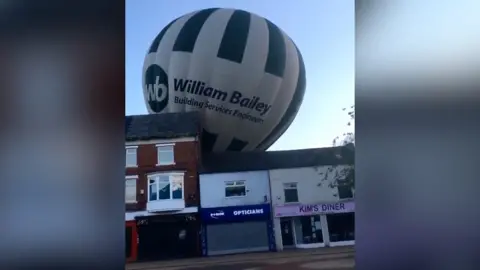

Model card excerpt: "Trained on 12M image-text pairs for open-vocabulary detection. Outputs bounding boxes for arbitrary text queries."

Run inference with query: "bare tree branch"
[318,105,355,190]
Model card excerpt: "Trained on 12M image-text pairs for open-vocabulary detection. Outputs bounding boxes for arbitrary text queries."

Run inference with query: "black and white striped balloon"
[143,8,306,152]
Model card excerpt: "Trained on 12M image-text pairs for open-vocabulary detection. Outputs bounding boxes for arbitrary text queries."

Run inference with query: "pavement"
[127,246,355,270]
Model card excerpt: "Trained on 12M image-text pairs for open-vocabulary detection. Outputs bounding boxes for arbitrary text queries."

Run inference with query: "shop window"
[225,180,246,197]
[156,144,175,165]
[337,183,353,199]
[293,215,323,244]
[125,146,137,167]
[327,212,355,242]
[125,176,137,203]
[283,182,299,203]
[148,173,184,201]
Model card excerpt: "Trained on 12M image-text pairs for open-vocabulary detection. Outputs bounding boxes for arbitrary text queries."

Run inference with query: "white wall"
[199,171,271,208]
[269,165,353,250]
[269,165,352,206]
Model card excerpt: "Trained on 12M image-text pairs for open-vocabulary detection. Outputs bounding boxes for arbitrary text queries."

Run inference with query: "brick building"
[124,112,202,262]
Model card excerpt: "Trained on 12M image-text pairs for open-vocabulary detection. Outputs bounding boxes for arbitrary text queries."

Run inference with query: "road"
[127,247,354,270]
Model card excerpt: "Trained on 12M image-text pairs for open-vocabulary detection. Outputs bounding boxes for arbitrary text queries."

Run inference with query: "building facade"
[125,112,202,262]
[269,148,355,250]
[198,170,276,256]
[200,146,354,253]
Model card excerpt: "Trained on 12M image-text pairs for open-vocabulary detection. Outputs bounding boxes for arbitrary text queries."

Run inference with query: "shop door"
[280,218,294,246]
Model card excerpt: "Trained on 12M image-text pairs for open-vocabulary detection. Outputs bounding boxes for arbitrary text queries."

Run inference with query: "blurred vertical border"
[356,1,480,270]
[0,1,125,269]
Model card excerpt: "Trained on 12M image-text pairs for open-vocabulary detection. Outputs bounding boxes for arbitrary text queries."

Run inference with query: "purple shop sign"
[274,201,355,217]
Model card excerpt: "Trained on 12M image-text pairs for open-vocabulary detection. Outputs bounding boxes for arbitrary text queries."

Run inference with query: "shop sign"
[200,204,271,223]
[274,201,355,217]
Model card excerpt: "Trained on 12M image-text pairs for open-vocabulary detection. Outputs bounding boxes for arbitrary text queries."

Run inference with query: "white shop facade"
[272,201,355,250]
[268,162,355,251]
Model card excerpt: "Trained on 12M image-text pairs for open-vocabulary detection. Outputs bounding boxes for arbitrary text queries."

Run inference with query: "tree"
[317,105,355,195]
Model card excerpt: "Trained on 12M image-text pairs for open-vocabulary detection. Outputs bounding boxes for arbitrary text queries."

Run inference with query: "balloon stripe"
[225,138,248,151]
[257,42,306,150]
[264,19,287,78]
[173,8,219,53]
[217,9,251,63]
[148,18,179,53]
[143,8,306,152]
[201,129,219,153]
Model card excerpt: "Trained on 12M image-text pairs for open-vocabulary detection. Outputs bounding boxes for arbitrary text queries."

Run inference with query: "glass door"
[280,218,294,246]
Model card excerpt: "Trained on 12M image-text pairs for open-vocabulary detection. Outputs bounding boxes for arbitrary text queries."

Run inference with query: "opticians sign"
[200,204,271,224]
[273,201,355,217]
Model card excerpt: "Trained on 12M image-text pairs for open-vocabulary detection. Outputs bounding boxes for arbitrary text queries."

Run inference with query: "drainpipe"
[266,169,279,251]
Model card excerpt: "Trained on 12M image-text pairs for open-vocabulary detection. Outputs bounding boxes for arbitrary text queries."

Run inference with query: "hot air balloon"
[143,8,306,152]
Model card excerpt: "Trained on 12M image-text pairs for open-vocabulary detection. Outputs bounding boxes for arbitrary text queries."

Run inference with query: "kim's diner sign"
[274,201,355,217]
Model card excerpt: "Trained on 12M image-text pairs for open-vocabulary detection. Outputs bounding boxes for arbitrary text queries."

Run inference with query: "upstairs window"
[125,177,137,203]
[283,182,299,203]
[156,144,175,165]
[225,180,246,197]
[125,147,137,167]
[337,182,354,199]
[148,173,184,201]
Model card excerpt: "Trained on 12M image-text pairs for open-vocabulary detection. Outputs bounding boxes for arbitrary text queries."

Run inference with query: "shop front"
[200,204,276,256]
[273,201,355,250]
[135,211,201,261]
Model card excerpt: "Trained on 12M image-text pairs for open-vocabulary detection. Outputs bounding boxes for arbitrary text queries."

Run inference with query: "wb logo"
[144,64,169,113]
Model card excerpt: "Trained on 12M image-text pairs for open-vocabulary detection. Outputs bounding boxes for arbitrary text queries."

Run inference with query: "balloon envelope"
[143,8,306,152]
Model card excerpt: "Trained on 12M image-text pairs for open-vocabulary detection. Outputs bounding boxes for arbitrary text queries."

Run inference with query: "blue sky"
[126,0,354,150]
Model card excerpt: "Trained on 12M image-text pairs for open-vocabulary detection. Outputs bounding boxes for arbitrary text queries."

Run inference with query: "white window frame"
[156,143,175,166]
[125,175,137,203]
[125,146,138,168]
[283,182,299,203]
[147,172,184,202]
[224,180,247,198]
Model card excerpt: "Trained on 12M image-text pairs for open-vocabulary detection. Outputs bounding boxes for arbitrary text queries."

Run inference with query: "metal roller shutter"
[207,221,269,255]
